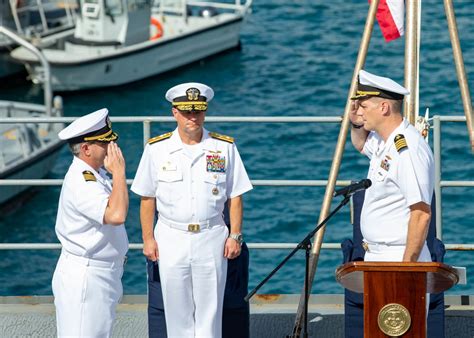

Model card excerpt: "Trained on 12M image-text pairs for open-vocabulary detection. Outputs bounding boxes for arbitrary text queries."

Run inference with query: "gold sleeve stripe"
[209,132,234,143]
[394,134,408,152]
[148,132,172,144]
[82,170,97,182]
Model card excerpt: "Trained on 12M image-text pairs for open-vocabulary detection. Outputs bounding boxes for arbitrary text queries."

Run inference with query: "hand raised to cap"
[349,100,364,126]
[104,141,126,175]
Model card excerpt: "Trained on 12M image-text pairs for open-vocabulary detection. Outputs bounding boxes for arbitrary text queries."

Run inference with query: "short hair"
[69,142,82,156]
[391,99,402,113]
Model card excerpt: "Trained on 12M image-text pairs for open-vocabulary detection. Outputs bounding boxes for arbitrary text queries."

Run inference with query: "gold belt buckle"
[188,224,200,232]
[362,242,370,252]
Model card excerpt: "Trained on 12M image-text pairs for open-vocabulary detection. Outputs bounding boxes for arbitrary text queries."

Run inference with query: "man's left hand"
[224,237,241,259]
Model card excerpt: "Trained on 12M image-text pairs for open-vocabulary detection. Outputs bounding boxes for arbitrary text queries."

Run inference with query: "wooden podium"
[336,262,459,337]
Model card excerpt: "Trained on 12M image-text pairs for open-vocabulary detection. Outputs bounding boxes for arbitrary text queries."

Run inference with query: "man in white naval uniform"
[53,108,129,337]
[131,82,253,338]
[349,70,434,263]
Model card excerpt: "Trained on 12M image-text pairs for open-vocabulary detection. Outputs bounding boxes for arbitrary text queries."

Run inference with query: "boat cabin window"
[104,0,124,16]
[82,0,101,18]
[127,0,150,11]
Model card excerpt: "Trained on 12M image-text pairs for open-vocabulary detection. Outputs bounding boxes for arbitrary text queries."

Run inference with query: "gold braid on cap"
[84,129,115,141]
[172,101,207,106]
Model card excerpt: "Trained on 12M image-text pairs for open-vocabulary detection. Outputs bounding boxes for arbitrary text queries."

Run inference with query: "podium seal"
[377,303,411,336]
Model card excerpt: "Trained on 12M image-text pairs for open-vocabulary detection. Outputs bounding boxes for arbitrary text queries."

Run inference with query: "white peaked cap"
[58,108,118,143]
[352,70,409,100]
[165,82,214,103]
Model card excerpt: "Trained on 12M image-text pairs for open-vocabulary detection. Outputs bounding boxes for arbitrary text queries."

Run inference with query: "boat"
[0,0,76,78]
[9,0,252,91]
[0,26,65,205]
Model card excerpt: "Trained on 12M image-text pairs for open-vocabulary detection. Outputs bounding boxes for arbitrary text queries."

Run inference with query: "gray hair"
[68,143,82,156]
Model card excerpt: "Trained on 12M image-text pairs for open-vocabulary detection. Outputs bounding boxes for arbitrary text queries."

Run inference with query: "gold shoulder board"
[148,132,172,145]
[209,132,234,144]
[394,134,408,152]
[82,170,96,182]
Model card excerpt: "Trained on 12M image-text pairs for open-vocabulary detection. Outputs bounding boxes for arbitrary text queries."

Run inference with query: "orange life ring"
[150,18,163,40]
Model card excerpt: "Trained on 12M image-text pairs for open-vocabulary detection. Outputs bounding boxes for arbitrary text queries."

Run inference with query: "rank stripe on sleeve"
[82,170,96,182]
[394,134,408,152]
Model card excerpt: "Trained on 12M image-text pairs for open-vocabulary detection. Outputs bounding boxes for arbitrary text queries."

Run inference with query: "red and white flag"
[370,0,405,42]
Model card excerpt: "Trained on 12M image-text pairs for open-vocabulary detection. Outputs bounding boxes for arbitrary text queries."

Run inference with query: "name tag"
[161,161,177,171]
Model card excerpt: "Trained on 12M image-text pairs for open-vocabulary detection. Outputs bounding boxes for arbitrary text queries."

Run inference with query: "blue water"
[1,0,473,297]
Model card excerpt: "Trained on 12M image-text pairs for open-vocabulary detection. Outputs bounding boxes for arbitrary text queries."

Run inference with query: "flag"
[370,0,405,42]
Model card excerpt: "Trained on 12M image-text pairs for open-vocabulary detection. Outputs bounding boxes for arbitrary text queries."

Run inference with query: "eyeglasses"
[175,104,208,112]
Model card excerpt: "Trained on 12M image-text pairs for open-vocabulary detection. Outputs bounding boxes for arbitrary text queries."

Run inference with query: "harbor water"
[1,0,473,297]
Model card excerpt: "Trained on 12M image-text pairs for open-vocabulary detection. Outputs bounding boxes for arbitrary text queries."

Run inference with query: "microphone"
[334,179,372,197]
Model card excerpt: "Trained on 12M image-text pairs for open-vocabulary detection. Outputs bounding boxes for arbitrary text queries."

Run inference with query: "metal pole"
[0,27,52,116]
[403,0,421,124]
[291,0,380,334]
[433,116,443,239]
[443,0,474,152]
[36,0,49,32]
[143,120,151,147]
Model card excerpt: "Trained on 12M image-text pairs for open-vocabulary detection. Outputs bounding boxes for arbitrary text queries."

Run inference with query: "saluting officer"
[349,70,434,263]
[131,82,253,338]
[53,108,129,337]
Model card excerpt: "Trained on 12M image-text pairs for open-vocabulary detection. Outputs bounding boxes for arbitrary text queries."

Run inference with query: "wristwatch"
[229,233,243,245]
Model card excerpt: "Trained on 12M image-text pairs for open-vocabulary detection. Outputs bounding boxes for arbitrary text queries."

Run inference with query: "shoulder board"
[209,132,234,144]
[82,170,96,182]
[394,134,408,153]
[148,132,172,145]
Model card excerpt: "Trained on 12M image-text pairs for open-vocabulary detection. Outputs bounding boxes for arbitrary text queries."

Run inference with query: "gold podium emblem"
[377,303,411,336]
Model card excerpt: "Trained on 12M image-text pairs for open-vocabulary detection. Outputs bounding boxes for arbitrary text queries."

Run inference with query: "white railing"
[0,115,472,251]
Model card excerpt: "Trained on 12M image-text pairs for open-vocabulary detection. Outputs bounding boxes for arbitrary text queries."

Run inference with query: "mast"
[443,0,474,151]
[290,0,380,335]
[403,0,421,124]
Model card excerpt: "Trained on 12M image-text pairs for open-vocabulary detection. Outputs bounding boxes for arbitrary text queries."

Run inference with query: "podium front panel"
[364,271,427,337]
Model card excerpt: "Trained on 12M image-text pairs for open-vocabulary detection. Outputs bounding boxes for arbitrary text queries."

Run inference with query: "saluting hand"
[224,237,241,260]
[349,100,364,126]
[104,142,126,175]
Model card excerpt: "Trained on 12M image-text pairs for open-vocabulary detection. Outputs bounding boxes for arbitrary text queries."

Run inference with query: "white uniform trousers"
[52,251,124,338]
[364,242,431,325]
[156,220,228,338]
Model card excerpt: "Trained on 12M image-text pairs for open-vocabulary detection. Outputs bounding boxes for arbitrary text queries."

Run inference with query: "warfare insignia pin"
[82,170,96,182]
[394,134,408,153]
[206,154,226,173]
[186,88,200,101]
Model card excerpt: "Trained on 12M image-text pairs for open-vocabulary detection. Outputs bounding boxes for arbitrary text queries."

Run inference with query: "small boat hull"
[0,46,24,78]
[0,139,64,205]
[20,18,243,91]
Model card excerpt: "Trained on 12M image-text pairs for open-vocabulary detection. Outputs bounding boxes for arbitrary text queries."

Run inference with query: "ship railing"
[0,114,472,252]
[10,0,76,36]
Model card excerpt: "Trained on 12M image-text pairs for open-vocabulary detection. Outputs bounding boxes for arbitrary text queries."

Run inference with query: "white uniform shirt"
[55,156,129,260]
[131,128,253,222]
[361,119,434,244]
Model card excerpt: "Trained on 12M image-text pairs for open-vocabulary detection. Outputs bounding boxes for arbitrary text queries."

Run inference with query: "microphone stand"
[244,193,352,338]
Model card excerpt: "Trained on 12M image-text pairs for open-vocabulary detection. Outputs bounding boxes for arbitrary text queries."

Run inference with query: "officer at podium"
[349,69,434,263]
